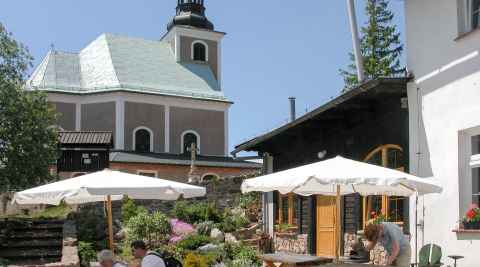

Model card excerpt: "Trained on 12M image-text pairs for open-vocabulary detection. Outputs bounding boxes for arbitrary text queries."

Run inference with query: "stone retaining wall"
[273,233,308,255]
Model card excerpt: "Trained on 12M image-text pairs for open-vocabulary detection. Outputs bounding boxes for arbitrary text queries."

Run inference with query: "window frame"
[133,126,154,153]
[180,130,201,154]
[459,127,480,217]
[191,40,209,62]
[136,170,158,178]
[460,0,480,33]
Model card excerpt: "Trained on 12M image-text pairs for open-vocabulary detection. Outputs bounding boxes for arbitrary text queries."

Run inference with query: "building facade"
[28,0,260,180]
[233,78,409,262]
[405,0,480,266]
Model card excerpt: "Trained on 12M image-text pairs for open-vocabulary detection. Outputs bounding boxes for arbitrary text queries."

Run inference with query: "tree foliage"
[0,22,58,192]
[340,0,404,90]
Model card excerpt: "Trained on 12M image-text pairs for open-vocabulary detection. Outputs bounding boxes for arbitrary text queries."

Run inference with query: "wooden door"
[316,196,337,257]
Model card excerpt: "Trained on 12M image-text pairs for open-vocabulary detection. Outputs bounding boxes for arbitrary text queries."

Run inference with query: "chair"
[417,244,443,267]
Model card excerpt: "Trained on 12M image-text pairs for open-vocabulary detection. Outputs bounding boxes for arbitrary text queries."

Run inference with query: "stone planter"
[463,221,480,230]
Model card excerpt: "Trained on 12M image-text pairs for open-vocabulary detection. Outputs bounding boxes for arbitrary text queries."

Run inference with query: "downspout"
[346,0,365,82]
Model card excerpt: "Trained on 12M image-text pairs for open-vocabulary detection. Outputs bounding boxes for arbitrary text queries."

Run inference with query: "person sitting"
[131,240,166,267]
[364,222,411,266]
[97,250,127,267]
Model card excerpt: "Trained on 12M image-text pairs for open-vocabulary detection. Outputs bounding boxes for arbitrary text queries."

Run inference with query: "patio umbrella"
[13,169,206,249]
[241,156,442,261]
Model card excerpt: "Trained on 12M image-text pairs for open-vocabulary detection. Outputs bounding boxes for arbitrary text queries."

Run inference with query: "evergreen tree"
[0,23,58,192]
[340,0,404,90]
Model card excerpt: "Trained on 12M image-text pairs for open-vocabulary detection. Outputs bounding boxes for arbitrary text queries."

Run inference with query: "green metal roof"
[27,33,228,102]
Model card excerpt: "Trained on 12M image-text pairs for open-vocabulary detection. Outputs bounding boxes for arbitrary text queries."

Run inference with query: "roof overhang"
[232,77,408,156]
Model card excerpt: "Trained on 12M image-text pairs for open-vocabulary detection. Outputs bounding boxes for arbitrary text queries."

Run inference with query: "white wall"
[406,0,480,266]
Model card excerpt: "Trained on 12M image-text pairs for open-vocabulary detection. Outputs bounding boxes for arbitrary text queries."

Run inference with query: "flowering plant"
[463,204,480,223]
[368,211,387,225]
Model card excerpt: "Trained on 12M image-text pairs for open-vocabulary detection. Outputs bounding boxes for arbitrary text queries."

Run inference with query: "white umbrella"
[13,169,206,249]
[241,156,442,261]
[242,156,442,196]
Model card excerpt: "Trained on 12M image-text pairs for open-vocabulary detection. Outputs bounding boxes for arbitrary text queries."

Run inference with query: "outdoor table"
[259,253,333,266]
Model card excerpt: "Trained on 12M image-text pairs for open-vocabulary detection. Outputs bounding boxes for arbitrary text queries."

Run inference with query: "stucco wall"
[170,106,225,156]
[124,101,165,152]
[81,102,116,136]
[51,102,76,131]
[406,0,480,265]
[180,36,219,79]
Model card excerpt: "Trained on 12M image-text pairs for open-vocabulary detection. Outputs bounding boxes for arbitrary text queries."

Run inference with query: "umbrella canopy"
[13,169,206,205]
[241,156,442,197]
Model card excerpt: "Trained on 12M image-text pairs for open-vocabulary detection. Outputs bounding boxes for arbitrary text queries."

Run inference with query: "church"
[26,0,260,182]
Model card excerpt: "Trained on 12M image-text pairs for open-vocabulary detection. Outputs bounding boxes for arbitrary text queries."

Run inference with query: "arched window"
[133,127,153,152]
[181,130,200,154]
[192,41,208,62]
[201,173,219,183]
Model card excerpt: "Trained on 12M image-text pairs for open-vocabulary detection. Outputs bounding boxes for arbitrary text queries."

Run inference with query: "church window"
[181,130,200,154]
[192,41,208,62]
[133,127,153,152]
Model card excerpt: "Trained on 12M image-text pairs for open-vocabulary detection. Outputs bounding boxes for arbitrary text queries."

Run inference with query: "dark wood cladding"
[57,150,109,172]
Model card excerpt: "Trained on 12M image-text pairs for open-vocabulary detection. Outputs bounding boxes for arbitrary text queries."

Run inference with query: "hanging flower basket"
[462,204,480,230]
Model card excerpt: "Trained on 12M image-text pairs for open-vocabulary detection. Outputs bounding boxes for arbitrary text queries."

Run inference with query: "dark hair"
[131,240,146,250]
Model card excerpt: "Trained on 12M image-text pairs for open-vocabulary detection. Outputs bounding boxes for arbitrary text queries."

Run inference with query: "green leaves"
[0,22,58,192]
[340,0,404,90]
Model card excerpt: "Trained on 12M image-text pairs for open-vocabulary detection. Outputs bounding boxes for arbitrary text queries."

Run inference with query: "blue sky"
[0,1,405,156]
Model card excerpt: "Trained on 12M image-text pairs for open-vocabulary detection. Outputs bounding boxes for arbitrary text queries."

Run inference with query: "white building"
[406,0,480,266]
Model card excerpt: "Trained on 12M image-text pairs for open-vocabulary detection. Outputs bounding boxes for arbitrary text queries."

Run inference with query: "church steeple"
[167,0,214,31]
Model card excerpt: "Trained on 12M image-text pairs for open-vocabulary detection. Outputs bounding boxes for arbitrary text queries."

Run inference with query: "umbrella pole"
[107,195,114,251]
[335,184,341,262]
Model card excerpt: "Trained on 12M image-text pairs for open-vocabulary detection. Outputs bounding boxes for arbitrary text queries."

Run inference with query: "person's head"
[97,250,115,267]
[364,223,382,242]
[131,240,147,259]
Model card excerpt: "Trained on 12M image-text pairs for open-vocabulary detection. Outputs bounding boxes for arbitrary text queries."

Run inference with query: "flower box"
[463,221,480,230]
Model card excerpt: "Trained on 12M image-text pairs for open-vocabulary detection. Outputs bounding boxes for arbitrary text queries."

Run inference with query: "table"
[259,253,333,267]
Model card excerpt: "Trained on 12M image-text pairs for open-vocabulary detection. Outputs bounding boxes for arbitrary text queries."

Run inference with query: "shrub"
[126,211,171,247]
[176,234,212,251]
[195,221,214,236]
[121,197,148,223]
[220,214,249,233]
[227,259,256,267]
[173,201,222,224]
[183,253,208,267]
[239,193,259,210]
[78,241,97,267]
[76,207,107,244]
[225,243,260,266]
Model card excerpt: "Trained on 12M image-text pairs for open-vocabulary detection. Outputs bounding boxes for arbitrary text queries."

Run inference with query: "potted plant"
[367,211,387,225]
[462,204,480,230]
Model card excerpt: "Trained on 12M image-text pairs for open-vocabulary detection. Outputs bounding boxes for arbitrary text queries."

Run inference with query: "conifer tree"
[340,0,404,90]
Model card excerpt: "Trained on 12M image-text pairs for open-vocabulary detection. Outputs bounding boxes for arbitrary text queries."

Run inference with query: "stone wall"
[344,233,388,265]
[273,233,308,255]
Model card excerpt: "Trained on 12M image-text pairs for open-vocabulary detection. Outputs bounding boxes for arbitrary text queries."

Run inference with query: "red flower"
[467,209,476,220]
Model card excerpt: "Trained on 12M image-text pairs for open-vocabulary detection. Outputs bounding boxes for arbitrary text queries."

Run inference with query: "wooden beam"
[288,193,294,225]
[335,185,341,262]
[278,194,283,225]
[107,195,114,251]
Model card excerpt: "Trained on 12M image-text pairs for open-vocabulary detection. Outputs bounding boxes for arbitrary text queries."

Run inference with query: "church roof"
[27,33,227,102]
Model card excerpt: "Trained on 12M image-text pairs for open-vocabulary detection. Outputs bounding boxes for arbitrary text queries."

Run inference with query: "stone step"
[6,256,62,266]
[0,230,63,239]
[0,220,64,231]
[0,239,63,248]
[0,247,62,259]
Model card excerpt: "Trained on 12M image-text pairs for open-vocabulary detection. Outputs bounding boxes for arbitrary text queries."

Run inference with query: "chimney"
[289,97,296,122]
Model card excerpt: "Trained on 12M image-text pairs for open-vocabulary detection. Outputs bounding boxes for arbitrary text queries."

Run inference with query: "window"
[137,170,157,178]
[472,0,480,29]
[362,144,406,228]
[181,131,200,154]
[133,127,153,152]
[192,41,208,62]
[469,134,480,206]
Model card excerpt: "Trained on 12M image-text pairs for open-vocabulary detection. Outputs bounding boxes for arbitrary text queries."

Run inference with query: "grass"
[1,202,73,220]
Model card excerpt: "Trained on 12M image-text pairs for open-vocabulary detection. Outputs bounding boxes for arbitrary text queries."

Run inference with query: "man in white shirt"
[131,240,166,267]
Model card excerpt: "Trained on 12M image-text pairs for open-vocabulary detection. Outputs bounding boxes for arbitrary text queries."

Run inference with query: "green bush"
[126,211,171,247]
[76,207,107,244]
[239,193,259,210]
[176,234,212,251]
[121,197,148,223]
[183,253,208,267]
[195,221,214,236]
[78,241,97,267]
[225,243,260,266]
[173,201,222,224]
[220,213,249,233]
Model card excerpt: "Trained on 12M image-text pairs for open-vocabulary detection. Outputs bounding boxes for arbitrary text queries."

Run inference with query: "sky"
[0,0,405,156]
